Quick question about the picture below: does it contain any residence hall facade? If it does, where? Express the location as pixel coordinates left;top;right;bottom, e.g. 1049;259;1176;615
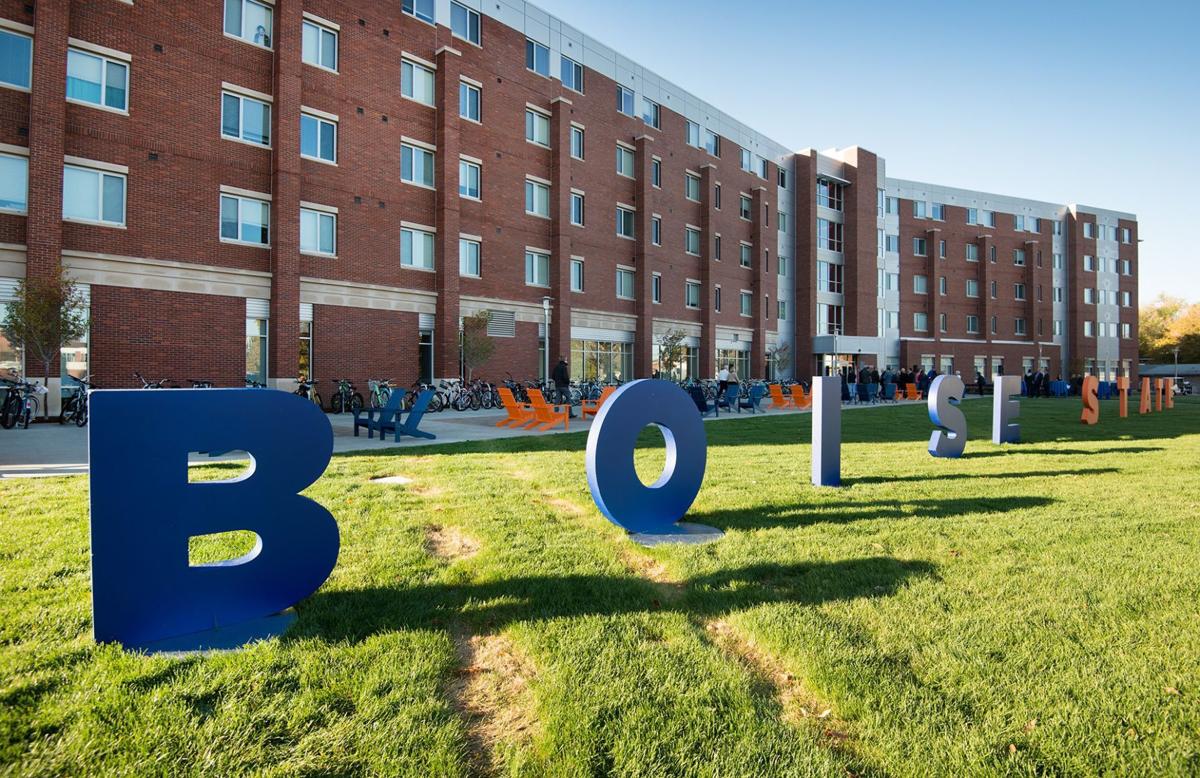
0;0;1139;411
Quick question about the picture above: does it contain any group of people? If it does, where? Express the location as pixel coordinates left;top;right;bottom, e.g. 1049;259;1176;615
1022;369;1058;398
844;365;942;395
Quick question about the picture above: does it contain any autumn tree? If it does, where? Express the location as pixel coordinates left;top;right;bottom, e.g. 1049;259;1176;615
459;310;495;381
655;328;687;380
1140;294;1200;363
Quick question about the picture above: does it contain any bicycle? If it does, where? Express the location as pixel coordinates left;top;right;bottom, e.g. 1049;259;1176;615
295;376;323;409
245;377;268;388
0;375;22;429
135;372;174;389
12;380;43;429
61;376;96;427
367;379;394;409
329;378;363;414
188;379;215;388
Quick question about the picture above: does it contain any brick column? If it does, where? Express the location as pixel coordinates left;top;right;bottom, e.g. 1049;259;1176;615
27;0;70;281
842;150;879;337
1025;239;1039;344
699;164;717;379
793;152;817;377
267;0;303;389
434;46;464;380
980;234;994;347
633;135;654;377
548;97;574;370
927;227;941;354
751;186;768;377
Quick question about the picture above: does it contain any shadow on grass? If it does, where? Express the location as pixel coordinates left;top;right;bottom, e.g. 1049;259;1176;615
691;495;1055;532
843;467;1119;486
961;446;1164;459
286;557;936;645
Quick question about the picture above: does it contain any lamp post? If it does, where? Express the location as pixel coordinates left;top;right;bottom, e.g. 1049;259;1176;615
542;296;552;385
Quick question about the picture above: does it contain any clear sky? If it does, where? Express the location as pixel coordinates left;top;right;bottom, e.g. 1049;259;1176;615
532;0;1199;303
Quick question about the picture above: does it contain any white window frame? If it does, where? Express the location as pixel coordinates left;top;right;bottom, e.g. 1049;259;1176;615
525;249;550;287
739;290;752;318
300;108;338;164
458;156;481;200
301;14;339;73
560;55;584;93
218;186;270;247
450;1;481;46
651;215;662;246
299;202;337;257
617;84;635;116
224;0;274;49
616;205;635;240
0;148;29;215
459;236;481;278
221;85;272;148
685;226;701;256
684;172;700;202
63;159;128;228
401;139;436;189
401;57;436;107
615;266;636;301
616;144;635;178
402;0;435;24
570;190;585;227
0;26;33;92
570;257;585;293
525;106;550;147
400;223;436;271
459;79;481;123
685;280;701;309
66;42;130;114
524;177;550;219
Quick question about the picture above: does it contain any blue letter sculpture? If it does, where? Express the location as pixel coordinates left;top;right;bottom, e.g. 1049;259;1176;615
89;389;338;652
585;380;713;541
811;376;841;487
928;374;967;458
992;375;1022;444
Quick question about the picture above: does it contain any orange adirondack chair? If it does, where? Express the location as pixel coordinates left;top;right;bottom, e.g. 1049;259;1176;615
523;389;570;431
904;384;921;401
768;384;794;409
496;387;535;428
581;385;616;419
789;384;811;409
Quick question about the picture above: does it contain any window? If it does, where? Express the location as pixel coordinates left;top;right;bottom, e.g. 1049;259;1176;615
219;191;268;245
990;316;998;334
617;85;635;116
66;47;128;112
459;159;480;199
740;148;753;172
652;274;662;304
524;179;549;218
685;227;700;256
685;173;700;201
1083;288;1095;304
703;129;719;157
561;56;583;93
616;145;635;178
300;206;336;256
300;112;337;163
1014;283;1026;301
913;312;928;331
913;237;927;256
616;206;634;239
1122;291;1131;307
651;216;661;246
779;168;788;189
221;90;271;146
401;227;435;269
402;59;435;105
64;164;126;227
1083;222;1095;239
1012;249;1026;266
990;280;998;299
939;240;947;259
912;201;927;219
616;267;636;300
450;2;480;45
913;274;928;294
1014;214;1025;231
525;39;549;76
966;315;980;334
778;212;789;234
931;202;945;220
981;210;995;228
1014;318;1027;336
967;208;978;225
401;142;435;187
1053;252;1064;270
1121;259;1131;275
460;238;481;277
0;153;28;213
739;243;752;268
0;29;32;90
966;279;979;298
685;120;701;148
739;291;752;317
225;0;273;47
739;195;752;220
886;234;900;253
570;258;584;292
570;125;584;159
1054;220;1064;236
817;219;843;252
814;179;844;211
777;300;787;320
460;81;481;121
402;0;435;23
1121;227;1132;244
651;158;661;187
714;235;721;261
817;261;843;293
939;313;948;333
570;191;585;226
778;256;789;276
1054;320;1065;337
939;276;948;295
302;17;338;71
525;250;549;286
642;98;660;129
1083;255;1096;272
525;108;550;146
685;281;700;309
1122;323;1132;339
818;303;843;335
965;243;979;261
1053;286;1064;303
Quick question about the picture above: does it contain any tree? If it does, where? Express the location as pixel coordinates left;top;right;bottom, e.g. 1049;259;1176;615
1140;294;1200;364
655;328;687;380
1;266;89;419
459;310;495;381
767;342;791;379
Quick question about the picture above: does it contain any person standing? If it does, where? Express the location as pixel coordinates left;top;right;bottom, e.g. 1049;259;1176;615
717;364;731;397
551;355;575;418
976;370;987;396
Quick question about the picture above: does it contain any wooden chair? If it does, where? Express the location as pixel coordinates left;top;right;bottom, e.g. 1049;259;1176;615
581;385;616;420
768;384;794;410
523;389;570;431
353;389;407;440
496;386;535;428
789;384;811;409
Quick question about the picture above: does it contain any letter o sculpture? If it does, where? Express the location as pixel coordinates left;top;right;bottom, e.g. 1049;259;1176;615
585;379;706;536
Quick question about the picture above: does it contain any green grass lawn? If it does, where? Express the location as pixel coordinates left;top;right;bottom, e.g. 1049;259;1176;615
2;397;1199;776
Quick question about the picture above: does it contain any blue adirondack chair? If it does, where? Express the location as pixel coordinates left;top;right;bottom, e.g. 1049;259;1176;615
353;388;407;440
689;385;718;417
738;384;766;413
389;389;437;441
721;384;741;412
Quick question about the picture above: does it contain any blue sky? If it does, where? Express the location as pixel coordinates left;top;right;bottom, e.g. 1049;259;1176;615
533;0;1199;302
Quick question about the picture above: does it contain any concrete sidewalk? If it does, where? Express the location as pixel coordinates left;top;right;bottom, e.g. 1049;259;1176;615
0;396;935;478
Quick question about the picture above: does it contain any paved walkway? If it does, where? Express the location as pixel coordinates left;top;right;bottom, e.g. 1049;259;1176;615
0;397;936;478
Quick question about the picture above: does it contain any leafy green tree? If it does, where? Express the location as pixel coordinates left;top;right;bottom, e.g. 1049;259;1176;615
460;310;495;381
655;328;687;380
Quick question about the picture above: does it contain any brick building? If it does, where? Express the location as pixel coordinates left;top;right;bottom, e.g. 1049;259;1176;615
0;0;1139;411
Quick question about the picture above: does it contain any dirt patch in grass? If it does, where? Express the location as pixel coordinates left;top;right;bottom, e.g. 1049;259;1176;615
448;627;540;775
426;525;481;562
705;619;853;749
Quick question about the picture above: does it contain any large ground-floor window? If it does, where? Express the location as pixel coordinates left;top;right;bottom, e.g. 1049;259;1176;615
246;317;268;384
298;320;312;380
652;344;699;382
571;339;633;383
715;349;749;380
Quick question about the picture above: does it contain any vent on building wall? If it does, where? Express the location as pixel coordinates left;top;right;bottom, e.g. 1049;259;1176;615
246;298;270;319
0;278;19;302
486;310;516;338
419;313;435;330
